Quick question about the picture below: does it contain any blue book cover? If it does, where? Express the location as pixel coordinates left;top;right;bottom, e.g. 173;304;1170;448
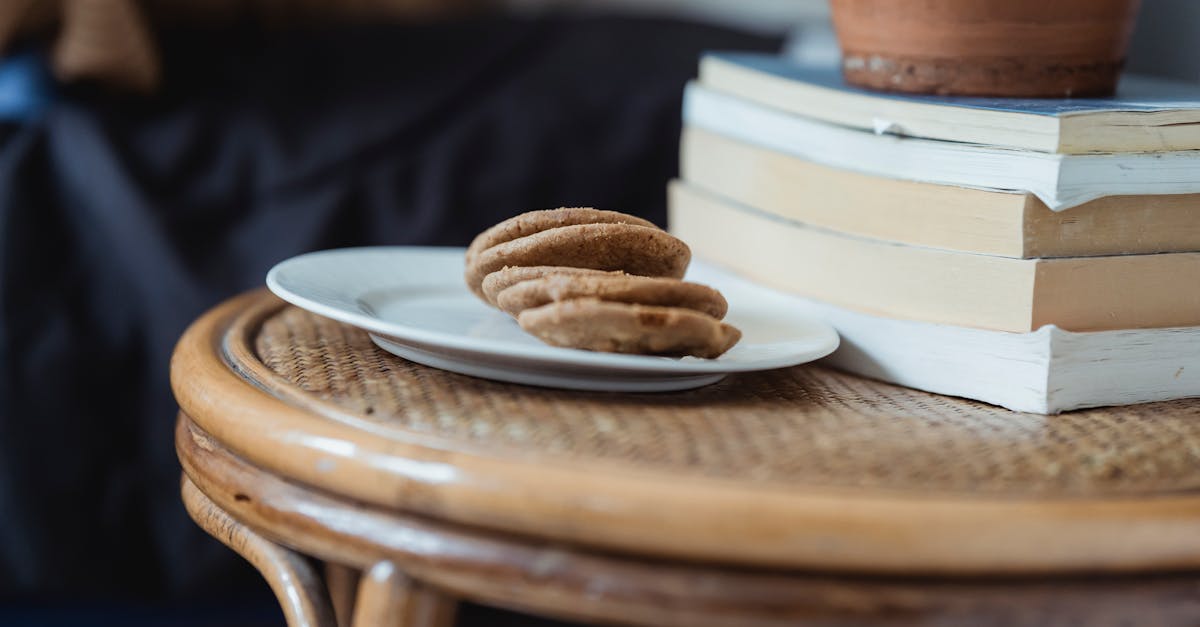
708;52;1200;117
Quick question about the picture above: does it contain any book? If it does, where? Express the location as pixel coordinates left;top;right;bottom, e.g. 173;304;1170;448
667;181;1200;333
692;268;1200;414
683;83;1200;211
680;128;1200;258
699;52;1200;154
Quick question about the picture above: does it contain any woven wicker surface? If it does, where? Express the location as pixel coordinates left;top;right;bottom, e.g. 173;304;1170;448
252;305;1200;498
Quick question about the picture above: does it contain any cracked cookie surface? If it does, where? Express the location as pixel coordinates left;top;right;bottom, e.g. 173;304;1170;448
464;208;688;300
518;299;742;359
481;266;622;307
465;208;738;358
497;274;728;319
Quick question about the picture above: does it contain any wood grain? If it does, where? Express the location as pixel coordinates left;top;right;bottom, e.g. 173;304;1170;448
351;562;411;627
325;563;359;627
408;584;457;627
181;476;337;627
171;290;1200;574
178;415;1200;627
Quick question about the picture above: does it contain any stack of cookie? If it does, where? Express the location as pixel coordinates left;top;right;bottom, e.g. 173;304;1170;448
464;208;741;358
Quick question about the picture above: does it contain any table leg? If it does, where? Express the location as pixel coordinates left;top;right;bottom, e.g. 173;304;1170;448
326;562;361;627
410;583;459;627
352;562;411;627
182;476;337;627
352;561;459;627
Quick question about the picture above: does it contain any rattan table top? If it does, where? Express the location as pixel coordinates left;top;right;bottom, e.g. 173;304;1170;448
256;305;1200;498
171;290;1200;573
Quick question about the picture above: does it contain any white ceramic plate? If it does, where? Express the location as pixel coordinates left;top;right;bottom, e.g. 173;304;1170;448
266;247;839;391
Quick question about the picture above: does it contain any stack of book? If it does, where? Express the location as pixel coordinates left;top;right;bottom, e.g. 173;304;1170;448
670;52;1200;414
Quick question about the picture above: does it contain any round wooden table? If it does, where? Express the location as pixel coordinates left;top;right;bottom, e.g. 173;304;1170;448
172;290;1200;627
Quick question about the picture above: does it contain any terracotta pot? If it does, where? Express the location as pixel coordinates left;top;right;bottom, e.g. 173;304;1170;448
829;0;1141;97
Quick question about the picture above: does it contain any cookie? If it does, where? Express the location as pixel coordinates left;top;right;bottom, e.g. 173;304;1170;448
465;208;736;359
480;266;623;307
465;222;691;300
497;274;728;319
465;208;657;266
517;299;742;359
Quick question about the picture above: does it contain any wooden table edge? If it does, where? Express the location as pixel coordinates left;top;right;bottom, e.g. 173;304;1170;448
171;289;1200;574
176;412;1200;627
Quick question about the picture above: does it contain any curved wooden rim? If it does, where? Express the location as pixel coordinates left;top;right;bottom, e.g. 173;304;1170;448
177;414;1200;627
180;474;337;626
172;290;1200;574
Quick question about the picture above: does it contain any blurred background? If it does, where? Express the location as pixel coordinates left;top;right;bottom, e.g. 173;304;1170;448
0;0;1196;624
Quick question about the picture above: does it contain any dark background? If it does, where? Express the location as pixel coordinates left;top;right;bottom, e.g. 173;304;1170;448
0;0;1196;623
0;11;778;624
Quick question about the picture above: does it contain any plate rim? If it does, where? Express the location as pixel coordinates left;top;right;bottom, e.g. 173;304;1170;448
370;334;729;392
266;246;840;375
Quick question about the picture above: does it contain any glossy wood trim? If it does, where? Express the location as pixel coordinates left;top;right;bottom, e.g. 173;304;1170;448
172;290;1200;574
177;415;1200;627
325;563;359;627
407;585;457;627
181;476;337;627
348;563;455;627
351;562;412;627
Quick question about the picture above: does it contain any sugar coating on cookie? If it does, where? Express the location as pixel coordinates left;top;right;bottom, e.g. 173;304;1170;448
517;299;741;359
480;266;623;307
465;223;690;299
497;274;728;320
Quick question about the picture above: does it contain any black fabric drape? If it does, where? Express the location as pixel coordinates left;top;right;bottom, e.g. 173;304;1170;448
0;16;778;601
